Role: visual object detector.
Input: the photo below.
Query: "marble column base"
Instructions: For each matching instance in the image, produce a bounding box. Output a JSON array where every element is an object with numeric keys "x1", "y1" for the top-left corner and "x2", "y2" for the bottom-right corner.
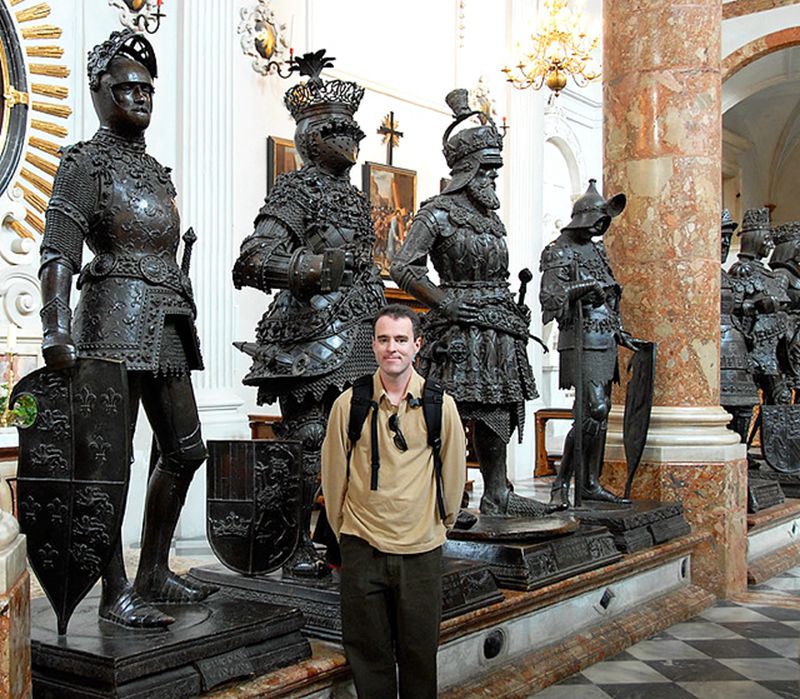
[
  {"x1": 602, "y1": 405, "x2": 748, "y2": 597},
  {"x1": 0, "y1": 525, "x2": 30, "y2": 699},
  {"x1": 602, "y1": 458, "x2": 747, "y2": 598}
]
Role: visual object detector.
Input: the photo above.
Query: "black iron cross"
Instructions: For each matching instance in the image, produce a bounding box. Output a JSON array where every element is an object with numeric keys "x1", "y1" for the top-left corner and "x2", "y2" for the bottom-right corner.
[{"x1": 378, "y1": 111, "x2": 403, "y2": 166}]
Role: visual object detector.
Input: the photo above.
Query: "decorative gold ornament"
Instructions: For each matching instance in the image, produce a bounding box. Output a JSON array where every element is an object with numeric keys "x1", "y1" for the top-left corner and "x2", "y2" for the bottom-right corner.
[
  {"x1": 238, "y1": 0, "x2": 291, "y2": 77},
  {"x1": 502, "y1": 0, "x2": 599, "y2": 97}
]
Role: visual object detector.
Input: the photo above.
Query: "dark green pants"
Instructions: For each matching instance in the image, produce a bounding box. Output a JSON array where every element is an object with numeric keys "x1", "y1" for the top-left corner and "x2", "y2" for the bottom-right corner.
[{"x1": 340, "y1": 535, "x2": 443, "y2": 699}]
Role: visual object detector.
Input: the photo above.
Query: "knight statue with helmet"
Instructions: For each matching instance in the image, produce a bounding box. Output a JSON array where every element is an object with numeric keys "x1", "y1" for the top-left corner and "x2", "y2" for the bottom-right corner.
[
  {"x1": 539, "y1": 179, "x2": 647, "y2": 511},
  {"x1": 22, "y1": 29, "x2": 215, "y2": 633},
  {"x1": 391, "y1": 88, "x2": 543, "y2": 517},
  {"x1": 233, "y1": 50, "x2": 384, "y2": 577}
]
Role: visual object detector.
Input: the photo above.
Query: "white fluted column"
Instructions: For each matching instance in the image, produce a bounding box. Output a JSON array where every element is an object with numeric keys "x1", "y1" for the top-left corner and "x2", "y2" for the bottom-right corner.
[
  {"x1": 175, "y1": 2, "x2": 248, "y2": 545},
  {"x1": 504, "y1": 0, "x2": 546, "y2": 481}
]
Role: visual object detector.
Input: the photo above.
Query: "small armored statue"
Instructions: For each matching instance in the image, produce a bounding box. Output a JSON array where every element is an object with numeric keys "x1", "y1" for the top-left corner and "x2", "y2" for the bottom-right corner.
[
  {"x1": 233, "y1": 50, "x2": 384, "y2": 576},
  {"x1": 729, "y1": 208, "x2": 792, "y2": 406},
  {"x1": 38, "y1": 30, "x2": 214, "y2": 627},
  {"x1": 391, "y1": 88, "x2": 543, "y2": 517},
  {"x1": 769, "y1": 220, "x2": 800, "y2": 390},
  {"x1": 539, "y1": 180, "x2": 641, "y2": 510},
  {"x1": 720, "y1": 210, "x2": 760, "y2": 444}
]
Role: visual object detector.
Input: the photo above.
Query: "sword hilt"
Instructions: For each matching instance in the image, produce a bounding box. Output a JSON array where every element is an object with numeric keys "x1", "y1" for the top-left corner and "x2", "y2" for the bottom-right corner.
[
  {"x1": 181, "y1": 227, "x2": 197, "y2": 275},
  {"x1": 518, "y1": 268, "x2": 533, "y2": 307}
]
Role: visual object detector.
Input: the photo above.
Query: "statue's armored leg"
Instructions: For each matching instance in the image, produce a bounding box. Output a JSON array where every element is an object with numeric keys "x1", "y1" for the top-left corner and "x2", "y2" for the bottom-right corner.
[
  {"x1": 549, "y1": 426, "x2": 575, "y2": 511},
  {"x1": 135, "y1": 374, "x2": 217, "y2": 603},
  {"x1": 474, "y1": 421, "x2": 548, "y2": 517},
  {"x1": 277, "y1": 397, "x2": 330, "y2": 578},
  {"x1": 581, "y1": 383, "x2": 630, "y2": 505}
]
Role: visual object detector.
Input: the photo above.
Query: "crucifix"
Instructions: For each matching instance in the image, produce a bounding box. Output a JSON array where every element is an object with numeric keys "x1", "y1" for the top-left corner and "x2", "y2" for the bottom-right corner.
[{"x1": 377, "y1": 111, "x2": 403, "y2": 166}]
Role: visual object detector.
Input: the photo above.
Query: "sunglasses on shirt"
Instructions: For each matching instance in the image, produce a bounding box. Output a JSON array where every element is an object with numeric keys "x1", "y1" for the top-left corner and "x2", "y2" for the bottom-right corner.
[{"x1": 388, "y1": 413, "x2": 408, "y2": 452}]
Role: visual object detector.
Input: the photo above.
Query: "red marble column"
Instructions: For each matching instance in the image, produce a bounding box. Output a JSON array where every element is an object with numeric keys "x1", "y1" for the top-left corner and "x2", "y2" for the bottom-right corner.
[{"x1": 602, "y1": 0, "x2": 747, "y2": 597}]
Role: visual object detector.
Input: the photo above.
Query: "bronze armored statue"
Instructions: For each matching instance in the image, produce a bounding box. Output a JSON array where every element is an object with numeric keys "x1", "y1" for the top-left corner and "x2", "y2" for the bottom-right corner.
[
  {"x1": 729, "y1": 208, "x2": 792, "y2": 406},
  {"x1": 391, "y1": 88, "x2": 543, "y2": 517},
  {"x1": 769, "y1": 220, "x2": 800, "y2": 391},
  {"x1": 539, "y1": 180, "x2": 642, "y2": 510},
  {"x1": 720, "y1": 210, "x2": 760, "y2": 445},
  {"x1": 35, "y1": 30, "x2": 215, "y2": 628},
  {"x1": 233, "y1": 50, "x2": 384, "y2": 577}
]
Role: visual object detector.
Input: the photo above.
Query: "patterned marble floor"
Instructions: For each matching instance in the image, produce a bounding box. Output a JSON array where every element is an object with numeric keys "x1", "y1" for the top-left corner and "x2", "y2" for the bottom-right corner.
[{"x1": 530, "y1": 565, "x2": 800, "y2": 699}]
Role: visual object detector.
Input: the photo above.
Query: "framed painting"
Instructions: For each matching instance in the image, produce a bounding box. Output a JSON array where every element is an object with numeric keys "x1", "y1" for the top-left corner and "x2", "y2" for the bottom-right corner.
[
  {"x1": 266, "y1": 136, "x2": 303, "y2": 192},
  {"x1": 362, "y1": 162, "x2": 417, "y2": 278}
]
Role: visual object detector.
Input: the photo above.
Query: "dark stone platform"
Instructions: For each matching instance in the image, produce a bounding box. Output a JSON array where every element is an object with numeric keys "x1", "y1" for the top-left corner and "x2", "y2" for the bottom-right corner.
[
  {"x1": 571, "y1": 500, "x2": 692, "y2": 554},
  {"x1": 448, "y1": 514, "x2": 579, "y2": 542},
  {"x1": 30, "y1": 591, "x2": 310, "y2": 698},
  {"x1": 748, "y1": 476, "x2": 786, "y2": 514},
  {"x1": 189, "y1": 557, "x2": 503, "y2": 642},
  {"x1": 443, "y1": 524, "x2": 621, "y2": 591},
  {"x1": 752, "y1": 465, "x2": 800, "y2": 499}
]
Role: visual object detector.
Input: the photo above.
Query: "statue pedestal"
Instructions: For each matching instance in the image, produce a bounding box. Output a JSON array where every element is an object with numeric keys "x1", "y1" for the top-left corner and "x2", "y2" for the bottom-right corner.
[
  {"x1": 30, "y1": 592, "x2": 310, "y2": 698},
  {"x1": 189, "y1": 558, "x2": 503, "y2": 642},
  {"x1": 0, "y1": 515, "x2": 30, "y2": 699},
  {"x1": 444, "y1": 524, "x2": 621, "y2": 590},
  {"x1": 747, "y1": 474, "x2": 785, "y2": 513},
  {"x1": 746, "y1": 498, "x2": 800, "y2": 585},
  {"x1": 752, "y1": 464, "x2": 800, "y2": 499},
  {"x1": 571, "y1": 500, "x2": 691, "y2": 553}
]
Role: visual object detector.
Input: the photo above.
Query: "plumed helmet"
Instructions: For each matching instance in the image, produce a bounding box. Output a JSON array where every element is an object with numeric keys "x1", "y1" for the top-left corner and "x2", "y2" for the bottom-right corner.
[
  {"x1": 562, "y1": 179, "x2": 626, "y2": 232},
  {"x1": 441, "y1": 88, "x2": 503, "y2": 195}
]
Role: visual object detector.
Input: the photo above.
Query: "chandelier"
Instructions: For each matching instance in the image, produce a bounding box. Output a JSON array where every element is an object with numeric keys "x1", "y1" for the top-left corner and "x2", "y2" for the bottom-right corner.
[{"x1": 502, "y1": 0, "x2": 599, "y2": 96}]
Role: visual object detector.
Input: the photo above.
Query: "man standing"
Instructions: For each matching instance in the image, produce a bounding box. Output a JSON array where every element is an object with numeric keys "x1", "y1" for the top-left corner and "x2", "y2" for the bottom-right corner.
[{"x1": 321, "y1": 304, "x2": 466, "y2": 698}]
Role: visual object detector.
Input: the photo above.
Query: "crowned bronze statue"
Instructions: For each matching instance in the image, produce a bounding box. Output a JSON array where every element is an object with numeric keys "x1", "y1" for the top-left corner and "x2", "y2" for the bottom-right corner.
[
  {"x1": 233, "y1": 50, "x2": 384, "y2": 577},
  {"x1": 720, "y1": 210, "x2": 760, "y2": 445},
  {"x1": 390, "y1": 88, "x2": 543, "y2": 517},
  {"x1": 539, "y1": 180, "x2": 644, "y2": 510},
  {"x1": 729, "y1": 208, "x2": 792, "y2": 406},
  {"x1": 33, "y1": 29, "x2": 215, "y2": 630}
]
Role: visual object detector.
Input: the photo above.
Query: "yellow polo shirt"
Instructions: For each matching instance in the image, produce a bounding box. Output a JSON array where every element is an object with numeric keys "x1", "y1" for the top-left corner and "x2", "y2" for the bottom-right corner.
[{"x1": 321, "y1": 369, "x2": 466, "y2": 554}]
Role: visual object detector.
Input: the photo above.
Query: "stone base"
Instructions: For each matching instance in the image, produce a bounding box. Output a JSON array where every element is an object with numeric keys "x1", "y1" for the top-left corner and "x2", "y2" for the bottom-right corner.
[
  {"x1": 753, "y1": 466, "x2": 800, "y2": 499},
  {"x1": 748, "y1": 476, "x2": 785, "y2": 514},
  {"x1": 1, "y1": 570, "x2": 30, "y2": 699},
  {"x1": 572, "y1": 500, "x2": 691, "y2": 553},
  {"x1": 443, "y1": 525, "x2": 621, "y2": 590},
  {"x1": 747, "y1": 498, "x2": 800, "y2": 585},
  {"x1": 189, "y1": 557, "x2": 503, "y2": 642},
  {"x1": 30, "y1": 591, "x2": 310, "y2": 698},
  {"x1": 602, "y1": 457, "x2": 748, "y2": 597},
  {"x1": 201, "y1": 534, "x2": 709, "y2": 698}
]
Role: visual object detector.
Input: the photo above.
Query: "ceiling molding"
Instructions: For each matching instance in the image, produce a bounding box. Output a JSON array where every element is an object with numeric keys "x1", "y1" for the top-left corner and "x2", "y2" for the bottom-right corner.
[
  {"x1": 723, "y1": 26, "x2": 800, "y2": 82},
  {"x1": 723, "y1": 0, "x2": 800, "y2": 20}
]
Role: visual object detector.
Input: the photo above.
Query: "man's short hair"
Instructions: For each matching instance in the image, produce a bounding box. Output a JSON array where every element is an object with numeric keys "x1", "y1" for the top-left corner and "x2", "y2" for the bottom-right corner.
[{"x1": 374, "y1": 304, "x2": 421, "y2": 338}]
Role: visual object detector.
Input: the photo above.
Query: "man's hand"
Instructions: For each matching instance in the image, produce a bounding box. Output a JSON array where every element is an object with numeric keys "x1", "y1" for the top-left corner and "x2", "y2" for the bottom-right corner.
[
  {"x1": 440, "y1": 298, "x2": 482, "y2": 324},
  {"x1": 618, "y1": 330, "x2": 647, "y2": 351}
]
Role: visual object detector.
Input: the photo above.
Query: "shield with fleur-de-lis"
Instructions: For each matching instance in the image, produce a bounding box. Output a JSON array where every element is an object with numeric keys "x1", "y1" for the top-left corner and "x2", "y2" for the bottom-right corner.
[{"x1": 11, "y1": 359, "x2": 130, "y2": 635}]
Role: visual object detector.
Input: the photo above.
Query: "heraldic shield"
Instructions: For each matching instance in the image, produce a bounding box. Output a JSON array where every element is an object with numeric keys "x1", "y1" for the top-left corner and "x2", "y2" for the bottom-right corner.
[
  {"x1": 207, "y1": 439, "x2": 303, "y2": 576},
  {"x1": 761, "y1": 404, "x2": 800, "y2": 474},
  {"x1": 623, "y1": 341, "x2": 657, "y2": 498},
  {"x1": 11, "y1": 359, "x2": 130, "y2": 635}
]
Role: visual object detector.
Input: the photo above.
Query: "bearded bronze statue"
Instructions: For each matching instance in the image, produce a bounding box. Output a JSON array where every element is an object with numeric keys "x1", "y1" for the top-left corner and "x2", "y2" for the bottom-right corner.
[
  {"x1": 38, "y1": 30, "x2": 215, "y2": 628},
  {"x1": 390, "y1": 89, "x2": 542, "y2": 517},
  {"x1": 233, "y1": 50, "x2": 384, "y2": 577},
  {"x1": 729, "y1": 208, "x2": 792, "y2": 406},
  {"x1": 539, "y1": 180, "x2": 639, "y2": 510},
  {"x1": 720, "y1": 210, "x2": 759, "y2": 444}
]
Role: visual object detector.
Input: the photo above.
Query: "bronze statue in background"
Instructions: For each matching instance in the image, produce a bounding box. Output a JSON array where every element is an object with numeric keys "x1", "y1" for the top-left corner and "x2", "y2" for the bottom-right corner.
[
  {"x1": 769, "y1": 220, "x2": 800, "y2": 391},
  {"x1": 720, "y1": 210, "x2": 760, "y2": 445},
  {"x1": 391, "y1": 88, "x2": 543, "y2": 517},
  {"x1": 233, "y1": 51, "x2": 384, "y2": 577},
  {"x1": 36, "y1": 30, "x2": 214, "y2": 628},
  {"x1": 539, "y1": 180, "x2": 641, "y2": 510},
  {"x1": 729, "y1": 208, "x2": 792, "y2": 406}
]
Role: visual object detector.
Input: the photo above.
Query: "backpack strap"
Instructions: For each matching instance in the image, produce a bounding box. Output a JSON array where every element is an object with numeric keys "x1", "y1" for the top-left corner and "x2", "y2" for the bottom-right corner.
[
  {"x1": 346, "y1": 375, "x2": 374, "y2": 481},
  {"x1": 421, "y1": 379, "x2": 447, "y2": 520}
]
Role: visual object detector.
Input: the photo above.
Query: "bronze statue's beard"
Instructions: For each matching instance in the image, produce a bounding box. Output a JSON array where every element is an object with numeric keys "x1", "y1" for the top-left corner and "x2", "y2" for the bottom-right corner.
[{"x1": 467, "y1": 180, "x2": 500, "y2": 210}]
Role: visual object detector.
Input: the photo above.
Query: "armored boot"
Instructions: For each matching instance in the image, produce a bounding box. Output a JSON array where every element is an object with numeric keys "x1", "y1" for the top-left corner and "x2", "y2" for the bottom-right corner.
[
  {"x1": 100, "y1": 542, "x2": 174, "y2": 628},
  {"x1": 474, "y1": 421, "x2": 549, "y2": 517},
  {"x1": 135, "y1": 466, "x2": 218, "y2": 603},
  {"x1": 548, "y1": 428, "x2": 574, "y2": 511},
  {"x1": 581, "y1": 428, "x2": 631, "y2": 506}
]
